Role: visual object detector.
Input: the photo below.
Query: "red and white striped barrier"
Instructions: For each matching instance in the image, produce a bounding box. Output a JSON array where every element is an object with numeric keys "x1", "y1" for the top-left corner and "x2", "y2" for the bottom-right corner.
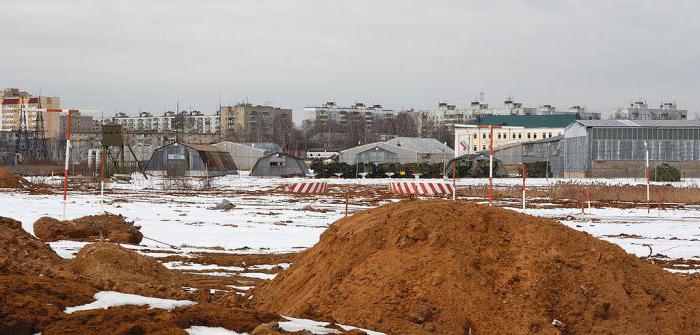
[
  {"x1": 389, "y1": 181, "x2": 454, "y2": 196},
  {"x1": 288, "y1": 181, "x2": 328, "y2": 194}
]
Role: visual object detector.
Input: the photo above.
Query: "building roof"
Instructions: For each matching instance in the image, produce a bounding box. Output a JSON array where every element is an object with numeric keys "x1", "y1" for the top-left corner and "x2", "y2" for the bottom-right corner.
[
  {"x1": 180, "y1": 143, "x2": 227, "y2": 153},
  {"x1": 241, "y1": 142, "x2": 282, "y2": 153},
  {"x1": 384, "y1": 137, "x2": 452, "y2": 154},
  {"x1": 465, "y1": 114, "x2": 578, "y2": 128},
  {"x1": 573, "y1": 120, "x2": 700, "y2": 128}
]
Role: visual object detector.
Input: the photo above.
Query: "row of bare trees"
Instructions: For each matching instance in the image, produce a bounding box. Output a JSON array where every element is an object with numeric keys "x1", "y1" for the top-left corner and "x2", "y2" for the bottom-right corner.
[
  {"x1": 301, "y1": 112, "x2": 419, "y2": 150},
  {"x1": 220, "y1": 111, "x2": 424, "y2": 152}
]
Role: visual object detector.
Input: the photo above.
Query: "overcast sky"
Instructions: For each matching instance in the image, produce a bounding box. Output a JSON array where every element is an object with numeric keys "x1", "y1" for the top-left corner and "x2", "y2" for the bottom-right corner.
[{"x1": 1, "y1": 0, "x2": 698, "y2": 119}]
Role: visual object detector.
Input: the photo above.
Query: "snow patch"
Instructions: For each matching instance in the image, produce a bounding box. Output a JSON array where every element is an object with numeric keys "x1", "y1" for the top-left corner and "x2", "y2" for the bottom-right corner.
[
  {"x1": 184, "y1": 326, "x2": 246, "y2": 335},
  {"x1": 64, "y1": 291, "x2": 196, "y2": 314},
  {"x1": 279, "y1": 316, "x2": 385, "y2": 335}
]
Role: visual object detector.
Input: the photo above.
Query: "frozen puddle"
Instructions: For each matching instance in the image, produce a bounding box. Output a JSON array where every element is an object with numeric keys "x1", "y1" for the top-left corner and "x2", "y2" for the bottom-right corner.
[{"x1": 64, "y1": 291, "x2": 196, "y2": 314}]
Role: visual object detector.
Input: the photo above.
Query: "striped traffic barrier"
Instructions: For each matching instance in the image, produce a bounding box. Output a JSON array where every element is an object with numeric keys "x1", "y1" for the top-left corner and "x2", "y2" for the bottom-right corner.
[
  {"x1": 389, "y1": 181, "x2": 454, "y2": 196},
  {"x1": 288, "y1": 181, "x2": 328, "y2": 194}
]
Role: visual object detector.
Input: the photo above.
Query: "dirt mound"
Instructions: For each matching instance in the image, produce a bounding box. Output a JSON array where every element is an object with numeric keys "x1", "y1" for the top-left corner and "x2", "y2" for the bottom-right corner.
[
  {"x1": 69, "y1": 242, "x2": 185, "y2": 298},
  {"x1": 41, "y1": 304, "x2": 281, "y2": 335},
  {"x1": 254, "y1": 200, "x2": 700, "y2": 335},
  {"x1": 0, "y1": 274, "x2": 97, "y2": 335},
  {"x1": 0, "y1": 167, "x2": 32, "y2": 189},
  {"x1": 0, "y1": 216, "x2": 66, "y2": 276},
  {"x1": 34, "y1": 214, "x2": 143, "y2": 244}
]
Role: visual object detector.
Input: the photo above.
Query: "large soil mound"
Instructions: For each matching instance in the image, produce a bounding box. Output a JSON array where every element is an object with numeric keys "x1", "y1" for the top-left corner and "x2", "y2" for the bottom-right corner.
[
  {"x1": 34, "y1": 214, "x2": 143, "y2": 244},
  {"x1": 69, "y1": 242, "x2": 185, "y2": 298},
  {"x1": 0, "y1": 167, "x2": 32, "y2": 189},
  {"x1": 254, "y1": 200, "x2": 700, "y2": 335},
  {"x1": 0, "y1": 216, "x2": 66, "y2": 275}
]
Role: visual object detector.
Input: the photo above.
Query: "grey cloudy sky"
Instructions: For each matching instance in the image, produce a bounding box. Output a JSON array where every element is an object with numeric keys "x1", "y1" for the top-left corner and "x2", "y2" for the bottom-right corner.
[{"x1": 1, "y1": 0, "x2": 698, "y2": 118}]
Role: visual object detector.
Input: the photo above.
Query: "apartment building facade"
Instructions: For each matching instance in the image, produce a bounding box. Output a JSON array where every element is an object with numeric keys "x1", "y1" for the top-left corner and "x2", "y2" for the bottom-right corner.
[
  {"x1": 112, "y1": 110, "x2": 220, "y2": 134},
  {"x1": 304, "y1": 102, "x2": 396, "y2": 127},
  {"x1": 612, "y1": 101, "x2": 687, "y2": 120},
  {"x1": 0, "y1": 88, "x2": 61, "y2": 138},
  {"x1": 220, "y1": 103, "x2": 292, "y2": 140}
]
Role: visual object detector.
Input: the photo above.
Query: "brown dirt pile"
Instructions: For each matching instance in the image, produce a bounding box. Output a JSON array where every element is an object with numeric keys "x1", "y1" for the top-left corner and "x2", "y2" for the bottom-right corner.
[
  {"x1": 254, "y1": 200, "x2": 700, "y2": 335},
  {"x1": 0, "y1": 274, "x2": 97, "y2": 335},
  {"x1": 0, "y1": 167, "x2": 32, "y2": 189},
  {"x1": 0, "y1": 216, "x2": 67, "y2": 276},
  {"x1": 34, "y1": 214, "x2": 143, "y2": 244},
  {"x1": 41, "y1": 304, "x2": 281, "y2": 335},
  {"x1": 69, "y1": 242, "x2": 186, "y2": 298}
]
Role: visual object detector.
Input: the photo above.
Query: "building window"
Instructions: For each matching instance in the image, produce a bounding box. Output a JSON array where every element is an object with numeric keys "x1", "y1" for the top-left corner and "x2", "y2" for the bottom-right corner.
[
  {"x1": 518, "y1": 134, "x2": 522, "y2": 139},
  {"x1": 473, "y1": 146, "x2": 477, "y2": 151},
  {"x1": 527, "y1": 133, "x2": 531, "y2": 139},
  {"x1": 542, "y1": 133, "x2": 546, "y2": 138},
  {"x1": 548, "y1": 132, "x2": 552, "y2": 138},
  {"x1": 482, "y1": 133, "x2": 486, "y2": 139},
  {"x1": 473, "y1": 134, "x2": 477, "y2": 139},
  {"x1": 512, "y1": 134, "x2": 516, "y2": 139}
]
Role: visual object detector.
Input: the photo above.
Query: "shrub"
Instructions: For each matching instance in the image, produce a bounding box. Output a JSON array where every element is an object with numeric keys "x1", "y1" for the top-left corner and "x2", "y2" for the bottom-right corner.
[{"x1": 650, "y1": 164, "x2": 680, "y2": 182}]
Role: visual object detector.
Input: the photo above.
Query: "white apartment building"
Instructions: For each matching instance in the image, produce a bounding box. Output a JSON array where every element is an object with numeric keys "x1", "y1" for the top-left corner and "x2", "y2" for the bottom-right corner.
[
  {"x1": 612, "y1": 101, "x2": 687, "y2": 120},
  {"x1": 112, "y1": 111, "x2": 220, "y2": 133},
  {"x1": 304, "y1": 102, "x2": 396, "y2": 127}
]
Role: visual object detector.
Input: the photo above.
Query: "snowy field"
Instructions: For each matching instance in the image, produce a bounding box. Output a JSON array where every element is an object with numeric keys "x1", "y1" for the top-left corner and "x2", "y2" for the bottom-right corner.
[
  {"x1": 6, "y1": 174, "x2": 700, "y2": 275},
  {"x1": 4, "y1": 174, "x2": 700, "y2": 333}
]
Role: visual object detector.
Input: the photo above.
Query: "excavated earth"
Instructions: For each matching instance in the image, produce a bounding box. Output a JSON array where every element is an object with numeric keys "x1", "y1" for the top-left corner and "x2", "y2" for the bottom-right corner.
[
  {"x1": 0, "y1": 216, "x2": 346, "y2": 335},
  {"x1": 34, "y1": 214, "x2": 143, "y2": 244},
  {"x1": 0, "y1": 167, "x2": 33, "y2": 189},
  {"x1": 254, "y1": 200, "x2": 700, "y2": 335}
]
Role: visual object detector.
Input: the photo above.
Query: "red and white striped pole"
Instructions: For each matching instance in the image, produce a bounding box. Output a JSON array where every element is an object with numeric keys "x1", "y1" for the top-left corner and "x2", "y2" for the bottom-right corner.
[
  {"x1": 452, "y1": 160, "x2": 456, "y2": 201},
  {"x1": 62, "y1": 111, "x2": 74, "y2": 219},
  {"x1": 521, "y1": 163, "x2": 526, "y2": 210},
  {"x1": 100, "y1": 147, "x2": 105, "y2": 211},
  {"x1": 489, "y1": 125, "x2": 494, "y2": 206},
  {"x1": 44, "y1": 109, "x2": 79, "y2": 219},
  {"x1": 645, "y1": 144, "x2": 650, "y2": 214}
]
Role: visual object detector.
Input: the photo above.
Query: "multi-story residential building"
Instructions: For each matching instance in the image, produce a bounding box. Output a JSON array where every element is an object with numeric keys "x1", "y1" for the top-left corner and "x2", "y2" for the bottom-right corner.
[
  {"x1": 0, "y1": 88, "x2": 61, "y2": 138},
  {"x1": 568, "y1": 106, "x2": 601, "y2": 120},
  {"x1": 60, "y1": 111, "x2": 101, "y2": 137},
  {"x1": 535, "y1": 105, "x2": 601, "y2": 120},
  {"x1": 304, "y1": 102, "x2": 396, "y2": 127},
  {"x1": 422, "y1": 99, "x2": 602, "y2": 137},
  {"x1": 487, "y1": 98, "x2": 538, "y2": 116},
  {"x1": 612, "y1": 101, "x2": 687, "y2": 120},
  {"x1": 220, "y1": 103, "x2": 292, "y2": 140},
  {"x1": 420, "y1": 102, "x2": 480, "y2": 136},
  {"x1": 112, "y1": 110, "x2": 220, "y2": 134}
]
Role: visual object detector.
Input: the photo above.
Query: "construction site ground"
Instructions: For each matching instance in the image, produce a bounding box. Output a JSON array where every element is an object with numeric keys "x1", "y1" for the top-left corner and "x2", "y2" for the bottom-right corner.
[{"x1": 2, "y1": 173, "x2": 700, "y2": 334}]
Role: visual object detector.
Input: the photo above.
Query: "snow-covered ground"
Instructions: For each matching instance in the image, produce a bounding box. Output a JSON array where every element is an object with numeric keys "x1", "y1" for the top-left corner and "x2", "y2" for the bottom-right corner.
[
  {"x1": 28, "y1": 173, "x2": 700, "y2": 191},
  {"x1": 5, "y1": 175, "x2": 700, "y2": 274}
]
